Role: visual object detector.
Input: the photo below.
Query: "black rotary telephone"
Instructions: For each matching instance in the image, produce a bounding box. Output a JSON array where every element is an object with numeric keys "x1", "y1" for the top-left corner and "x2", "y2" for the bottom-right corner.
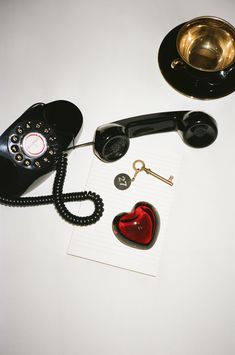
[
  {"x1": 0, "y1": 100, "x2": 218, "y2": 226},
  {"x1": 0, "y1": 100, "x2": 104, "y2": 226}
]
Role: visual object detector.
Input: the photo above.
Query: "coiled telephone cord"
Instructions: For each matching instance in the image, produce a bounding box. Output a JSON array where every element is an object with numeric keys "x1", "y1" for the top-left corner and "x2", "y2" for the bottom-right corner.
[{"x1": 0, "y1": 153, "x2": 104, "y2": 226}]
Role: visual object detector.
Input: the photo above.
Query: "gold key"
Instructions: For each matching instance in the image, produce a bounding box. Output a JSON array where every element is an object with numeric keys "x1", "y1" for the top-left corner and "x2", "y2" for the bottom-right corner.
[{"x1": 132, "y1": 160, "x2": 174, "y2": 186}]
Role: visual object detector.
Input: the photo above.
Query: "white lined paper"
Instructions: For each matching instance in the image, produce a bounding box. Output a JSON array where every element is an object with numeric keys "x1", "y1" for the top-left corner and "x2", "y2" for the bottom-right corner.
[{"x1": 67, "y1": 136, "x2": 183, "y2": 276}]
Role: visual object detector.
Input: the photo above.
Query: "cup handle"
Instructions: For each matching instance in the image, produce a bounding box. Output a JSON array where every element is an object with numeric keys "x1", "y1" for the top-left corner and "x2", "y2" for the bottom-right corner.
[{"x1": 171, "y1": 58, "x2": 186, "y2": 70}]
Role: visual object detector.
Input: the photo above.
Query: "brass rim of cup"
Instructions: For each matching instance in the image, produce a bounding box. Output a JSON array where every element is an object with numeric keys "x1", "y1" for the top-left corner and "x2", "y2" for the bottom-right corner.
[{"x1": 175, "y1": 16, "x2": 235, "y2": 72}]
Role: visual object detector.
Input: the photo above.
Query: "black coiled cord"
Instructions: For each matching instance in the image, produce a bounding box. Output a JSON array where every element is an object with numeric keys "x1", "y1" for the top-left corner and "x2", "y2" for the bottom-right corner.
[{"x1": 0, "y1": 153, "x2": 104, "y2": 226}]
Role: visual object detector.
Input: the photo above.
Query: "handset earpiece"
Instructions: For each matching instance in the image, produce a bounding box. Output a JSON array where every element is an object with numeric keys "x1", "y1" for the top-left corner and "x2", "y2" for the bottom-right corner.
[
  {"x1": 176, "y1": 111, "x2": 218, "y2": 148},
  {"x1": 93, "y1": 110, "x2": 218, "y2": 162}
]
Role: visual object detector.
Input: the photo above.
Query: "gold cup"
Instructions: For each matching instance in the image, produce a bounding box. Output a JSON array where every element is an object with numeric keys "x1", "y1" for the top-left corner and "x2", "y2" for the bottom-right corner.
[{"x1": 171, "y1": 16, "x2": 235, "y2": 72}]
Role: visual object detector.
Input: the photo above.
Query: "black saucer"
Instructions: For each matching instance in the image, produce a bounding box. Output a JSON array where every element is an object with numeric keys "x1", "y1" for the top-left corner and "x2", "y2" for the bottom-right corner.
[{"x1": 158, "y1": 24, "x2": 235, "y2": 99}]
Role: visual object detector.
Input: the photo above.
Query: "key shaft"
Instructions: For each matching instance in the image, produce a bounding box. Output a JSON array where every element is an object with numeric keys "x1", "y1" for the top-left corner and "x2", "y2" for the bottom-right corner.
[{"x1": 144, "y1": 168, "x2": 174, "y2": 186}]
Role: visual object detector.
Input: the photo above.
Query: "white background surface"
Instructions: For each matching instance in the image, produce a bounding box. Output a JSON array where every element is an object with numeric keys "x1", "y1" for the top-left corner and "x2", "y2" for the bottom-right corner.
[{"x1": 0, "y1": 1, "x2": 234, "y2": 354}]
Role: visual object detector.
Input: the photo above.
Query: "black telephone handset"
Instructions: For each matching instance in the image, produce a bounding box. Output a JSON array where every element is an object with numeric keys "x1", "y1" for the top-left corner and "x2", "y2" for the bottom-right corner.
[
  {"x1": 93, "y1": 111, "x2": 218, "y2": 162},
  {"x1": 0, "y1": 100, "x2": 104, "y2": 225}
]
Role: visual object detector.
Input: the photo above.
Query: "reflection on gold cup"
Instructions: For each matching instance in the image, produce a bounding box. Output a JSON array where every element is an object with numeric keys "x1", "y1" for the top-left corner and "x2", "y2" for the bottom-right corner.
[{"x1": 173, "y1": 16, "x2": 235, "y2": 72}]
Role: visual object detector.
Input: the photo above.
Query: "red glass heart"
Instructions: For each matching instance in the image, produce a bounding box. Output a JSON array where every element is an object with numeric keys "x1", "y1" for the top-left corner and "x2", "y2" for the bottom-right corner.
[{"x1": 112, "y1": 202, "x2": 160, "y2": 249}]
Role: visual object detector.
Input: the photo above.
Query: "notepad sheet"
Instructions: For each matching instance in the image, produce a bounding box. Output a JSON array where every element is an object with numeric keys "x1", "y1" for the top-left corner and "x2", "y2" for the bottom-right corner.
[{"x1": 67, "y1": 136, "x2": 183, "y2": 276}]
